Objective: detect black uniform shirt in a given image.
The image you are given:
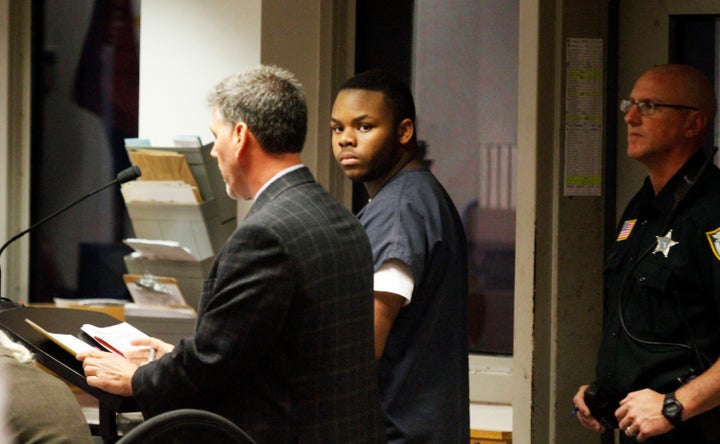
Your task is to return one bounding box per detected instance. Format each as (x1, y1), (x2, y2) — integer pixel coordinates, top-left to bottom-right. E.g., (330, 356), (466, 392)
(596, 149), (720, 400)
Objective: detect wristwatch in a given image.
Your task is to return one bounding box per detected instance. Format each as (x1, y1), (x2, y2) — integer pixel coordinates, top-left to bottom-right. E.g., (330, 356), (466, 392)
(662, 392), (684, 427)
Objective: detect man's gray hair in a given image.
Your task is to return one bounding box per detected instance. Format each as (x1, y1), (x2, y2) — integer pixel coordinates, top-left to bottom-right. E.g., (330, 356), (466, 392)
(208, 65), (307, 154)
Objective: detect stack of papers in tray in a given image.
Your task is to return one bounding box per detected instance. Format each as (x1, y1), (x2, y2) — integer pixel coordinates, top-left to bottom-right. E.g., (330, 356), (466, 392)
(124, 303), (196, 319)
(122, 273), (197, 320)
(125, 148), (202, 203)
(124, 238), (198, 261)
(121, 180), (199, 204)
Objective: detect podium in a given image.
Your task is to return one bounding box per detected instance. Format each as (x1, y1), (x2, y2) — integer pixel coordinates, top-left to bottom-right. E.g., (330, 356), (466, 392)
(0, 305), (139, 443)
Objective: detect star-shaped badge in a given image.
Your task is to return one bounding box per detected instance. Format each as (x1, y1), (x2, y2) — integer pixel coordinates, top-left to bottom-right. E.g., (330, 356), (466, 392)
(653, 229), (679, 258)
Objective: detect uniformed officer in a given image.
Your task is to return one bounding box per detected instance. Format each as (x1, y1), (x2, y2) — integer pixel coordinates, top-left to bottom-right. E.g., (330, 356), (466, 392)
(574, 64), (720, 443)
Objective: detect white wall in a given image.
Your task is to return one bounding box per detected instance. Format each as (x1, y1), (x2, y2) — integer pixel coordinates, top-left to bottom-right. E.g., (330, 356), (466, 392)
(139, 0), (261, 146)
(138, 0), (349, 215)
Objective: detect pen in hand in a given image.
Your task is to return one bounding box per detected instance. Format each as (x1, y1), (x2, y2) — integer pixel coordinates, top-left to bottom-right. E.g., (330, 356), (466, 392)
(147, 347), (156, 363)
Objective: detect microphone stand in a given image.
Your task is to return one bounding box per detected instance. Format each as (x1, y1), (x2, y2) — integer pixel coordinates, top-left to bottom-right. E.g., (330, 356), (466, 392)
(0, 165), (142, 305)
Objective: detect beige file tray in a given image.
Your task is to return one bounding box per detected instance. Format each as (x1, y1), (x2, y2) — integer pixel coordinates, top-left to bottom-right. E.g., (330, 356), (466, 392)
(125, 142), (236, 224)
(125, 201), (234, 259)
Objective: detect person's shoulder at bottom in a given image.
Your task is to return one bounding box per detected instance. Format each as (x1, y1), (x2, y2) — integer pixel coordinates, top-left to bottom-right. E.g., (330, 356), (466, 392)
(0, 346), (93, 443)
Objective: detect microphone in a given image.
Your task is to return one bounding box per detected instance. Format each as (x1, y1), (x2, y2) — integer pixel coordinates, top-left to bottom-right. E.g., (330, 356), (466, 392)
(0, 165), (142, 302)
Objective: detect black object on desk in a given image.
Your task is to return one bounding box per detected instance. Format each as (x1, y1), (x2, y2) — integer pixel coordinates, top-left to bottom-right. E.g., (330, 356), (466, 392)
(0, 305), (139, 443)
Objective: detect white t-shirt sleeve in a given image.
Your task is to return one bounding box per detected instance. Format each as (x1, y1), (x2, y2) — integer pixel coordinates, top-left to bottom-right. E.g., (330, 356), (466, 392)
(373, 259), (415, 305)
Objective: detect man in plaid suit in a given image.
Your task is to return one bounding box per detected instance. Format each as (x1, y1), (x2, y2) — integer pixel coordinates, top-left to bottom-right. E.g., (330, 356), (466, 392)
(79, 65), (385, 444)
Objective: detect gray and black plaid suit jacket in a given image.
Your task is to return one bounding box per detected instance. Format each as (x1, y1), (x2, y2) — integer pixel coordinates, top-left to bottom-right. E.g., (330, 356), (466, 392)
(132, 166), (386, 443)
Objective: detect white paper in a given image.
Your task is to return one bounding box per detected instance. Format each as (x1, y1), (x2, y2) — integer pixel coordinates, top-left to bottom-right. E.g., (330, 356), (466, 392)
(124, 138), (152, 147)
(564, 38), (603, 196)
(53, 298), (127, 307)
(81, 322), (149, 356)
(125, 279), (188, 306)
(173, 135), (203, 147)
(123, 238), (198, 261)
(120, 180), (198, 204)
(25, 319), (95, 355)
(124, 303), (197, 319)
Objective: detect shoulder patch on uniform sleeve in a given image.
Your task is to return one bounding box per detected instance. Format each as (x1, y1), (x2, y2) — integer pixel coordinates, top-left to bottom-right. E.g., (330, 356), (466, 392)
(706, 226), (720, 261)
(617, 219), (636, 241)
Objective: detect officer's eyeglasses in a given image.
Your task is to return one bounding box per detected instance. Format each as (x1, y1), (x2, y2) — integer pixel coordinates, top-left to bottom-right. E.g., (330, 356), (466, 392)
(620, 99), (699, 116)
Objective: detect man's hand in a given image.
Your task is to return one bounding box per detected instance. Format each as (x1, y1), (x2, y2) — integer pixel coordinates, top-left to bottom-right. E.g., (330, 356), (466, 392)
(616, 389), (673, 442)
(123, 337), (175, 365)
(77, 349), (138, 396)
(573, 384), (605, 434)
